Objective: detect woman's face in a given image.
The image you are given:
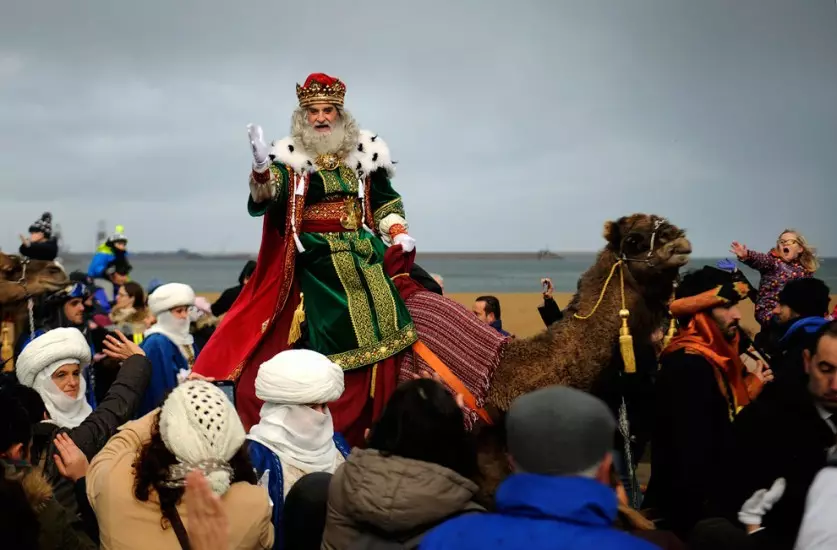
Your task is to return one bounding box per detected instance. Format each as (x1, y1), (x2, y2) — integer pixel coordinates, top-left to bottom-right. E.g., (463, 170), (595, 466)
(51, 364), (82, 399)
(115, 286), (132, 309)
(170, 306), (190, 320)
(778, 232), (803, 262)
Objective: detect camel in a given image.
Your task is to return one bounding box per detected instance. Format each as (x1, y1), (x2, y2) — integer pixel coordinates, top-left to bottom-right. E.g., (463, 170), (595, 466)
(487, 213), (692, 411)
(0, 253), (68, 370)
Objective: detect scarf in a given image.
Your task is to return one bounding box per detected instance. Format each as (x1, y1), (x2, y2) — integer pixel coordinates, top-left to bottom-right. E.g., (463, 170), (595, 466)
(145, 310), (194, 347)
(32, 361), (93, 429)
(663, 312), (752, 417)
(248, 403), (339, 473)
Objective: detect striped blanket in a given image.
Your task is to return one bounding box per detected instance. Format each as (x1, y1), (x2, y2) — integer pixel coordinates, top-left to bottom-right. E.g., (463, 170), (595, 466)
(399, 291), (508, 428)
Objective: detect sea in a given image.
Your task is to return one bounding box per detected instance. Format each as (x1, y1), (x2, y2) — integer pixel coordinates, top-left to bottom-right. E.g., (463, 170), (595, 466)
(58, 254), (837, 294)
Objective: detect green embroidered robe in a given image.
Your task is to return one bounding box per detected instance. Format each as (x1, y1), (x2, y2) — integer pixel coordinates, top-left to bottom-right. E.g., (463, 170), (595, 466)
(248, 154), (416, 371)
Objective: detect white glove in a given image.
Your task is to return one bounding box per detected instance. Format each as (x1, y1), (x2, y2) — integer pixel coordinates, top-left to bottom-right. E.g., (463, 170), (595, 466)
(393, 233), (416, 253)
(738, 477), (786, 526)
(247, 123), (270, 168)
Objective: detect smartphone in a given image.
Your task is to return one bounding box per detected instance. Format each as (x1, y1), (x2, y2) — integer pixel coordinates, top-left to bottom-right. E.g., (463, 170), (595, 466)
(212, 380), (236, 406)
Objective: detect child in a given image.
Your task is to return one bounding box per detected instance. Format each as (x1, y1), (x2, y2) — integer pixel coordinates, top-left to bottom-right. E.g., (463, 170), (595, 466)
(18, 212), (58, 261)
(730, 229), (818, 328)
(87, 225), (129, 279)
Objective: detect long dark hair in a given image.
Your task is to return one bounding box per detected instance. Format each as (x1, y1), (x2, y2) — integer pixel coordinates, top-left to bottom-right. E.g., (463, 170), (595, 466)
(122, 281), (146, 310)
(366, 378), (478, 479)
(133, 413), (257, 528)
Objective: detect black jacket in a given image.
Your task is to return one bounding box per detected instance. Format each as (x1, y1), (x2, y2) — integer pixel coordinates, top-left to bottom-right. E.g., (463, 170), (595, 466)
(644, 349), (736, 536)
(721, 380), (835, 548)
(32, 354), (151, 517)
(19, 239), (58, 261)
(538, 296), (563, 327)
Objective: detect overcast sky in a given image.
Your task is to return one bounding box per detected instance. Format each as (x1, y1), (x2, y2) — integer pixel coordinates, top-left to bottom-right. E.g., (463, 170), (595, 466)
(1, 0), (836, 256)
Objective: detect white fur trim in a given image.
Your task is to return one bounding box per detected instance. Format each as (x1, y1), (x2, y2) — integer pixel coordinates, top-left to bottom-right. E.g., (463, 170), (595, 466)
(16, 328), (91, 388)
(347, 130), (396, 179)
(148, 283), (196, 316)
(268, 130), (395, 177)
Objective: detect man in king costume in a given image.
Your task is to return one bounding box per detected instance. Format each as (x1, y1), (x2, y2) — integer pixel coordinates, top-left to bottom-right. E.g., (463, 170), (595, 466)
(193, 73), (419, 444)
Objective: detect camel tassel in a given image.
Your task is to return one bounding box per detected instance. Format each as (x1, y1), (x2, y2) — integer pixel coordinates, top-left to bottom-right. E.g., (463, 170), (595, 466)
(287, 293), (305, 345)
(1, 321), (14, 373)
(619, 309), (636, 374)
(662, 317), (677, 349)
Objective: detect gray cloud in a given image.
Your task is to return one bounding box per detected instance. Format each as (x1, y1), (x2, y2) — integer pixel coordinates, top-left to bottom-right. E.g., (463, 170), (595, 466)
(1, 0), (836, 255)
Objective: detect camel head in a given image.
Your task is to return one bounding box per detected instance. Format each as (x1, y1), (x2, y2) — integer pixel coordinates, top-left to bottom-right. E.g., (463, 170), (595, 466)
(603, 214), (692, 284)
(0, 253), (69, 304)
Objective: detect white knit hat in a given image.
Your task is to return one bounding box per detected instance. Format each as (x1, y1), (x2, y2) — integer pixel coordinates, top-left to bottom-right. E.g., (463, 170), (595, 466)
(159, 380), (246, 495)
(255, 349), (345, 405)
(16, 328), (91, 388)
(148, 283), (195, 316)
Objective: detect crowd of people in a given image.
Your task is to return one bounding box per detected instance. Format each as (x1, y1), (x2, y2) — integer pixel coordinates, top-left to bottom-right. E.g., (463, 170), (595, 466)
(2, 216), (835, 549)
(2, 70), (836, 549)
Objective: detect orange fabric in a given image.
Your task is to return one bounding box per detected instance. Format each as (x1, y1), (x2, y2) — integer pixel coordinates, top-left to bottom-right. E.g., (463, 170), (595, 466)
(662, 311), (751, 412)
(412, 340), (493, 425)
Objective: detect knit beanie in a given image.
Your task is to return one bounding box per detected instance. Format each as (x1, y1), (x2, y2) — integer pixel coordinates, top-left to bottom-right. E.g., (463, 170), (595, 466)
(159, 380), (246, 496)
(506, 385), (615, 476)
(28, 212), (53, 239)
(778, 278), (831, 319)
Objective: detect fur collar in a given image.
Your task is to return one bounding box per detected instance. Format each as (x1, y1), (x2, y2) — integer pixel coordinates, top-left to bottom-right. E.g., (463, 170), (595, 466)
(268, 129), (395, 178)
(2, 460), (53, 512)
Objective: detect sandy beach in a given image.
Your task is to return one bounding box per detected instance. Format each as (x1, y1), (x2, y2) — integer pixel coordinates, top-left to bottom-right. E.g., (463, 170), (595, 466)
(199, 292), (837, 339)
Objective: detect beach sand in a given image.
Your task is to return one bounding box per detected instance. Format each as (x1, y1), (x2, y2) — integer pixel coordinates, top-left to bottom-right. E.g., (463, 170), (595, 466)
(199, 292), (837, 339)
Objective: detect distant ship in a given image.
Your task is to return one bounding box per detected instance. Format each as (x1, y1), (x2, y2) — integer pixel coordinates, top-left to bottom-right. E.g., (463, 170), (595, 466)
(537, 248), (561, 260)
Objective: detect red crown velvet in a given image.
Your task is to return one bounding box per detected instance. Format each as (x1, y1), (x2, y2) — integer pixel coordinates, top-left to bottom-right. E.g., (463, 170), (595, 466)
(296, 73), (346, 107)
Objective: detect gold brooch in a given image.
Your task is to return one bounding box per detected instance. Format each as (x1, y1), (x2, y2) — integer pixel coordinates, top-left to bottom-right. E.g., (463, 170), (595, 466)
(315, 153), (340, 171)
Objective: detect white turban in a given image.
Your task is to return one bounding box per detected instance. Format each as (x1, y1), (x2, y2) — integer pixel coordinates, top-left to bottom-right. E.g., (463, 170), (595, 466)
(16, 328), (93, 428)
(148, 283), (195, 316)
(159, 381), (246, 496)
(247, 350), (345, 474)
(255, 349), (344, 405)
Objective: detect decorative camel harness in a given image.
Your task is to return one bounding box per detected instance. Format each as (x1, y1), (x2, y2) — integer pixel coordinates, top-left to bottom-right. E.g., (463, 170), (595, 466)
(571, 217), (668, 508)
(1, 257), (38, 372)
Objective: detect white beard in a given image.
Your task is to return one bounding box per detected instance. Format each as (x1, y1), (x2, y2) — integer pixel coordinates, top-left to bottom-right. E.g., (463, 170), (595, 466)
(300, 119), (346, 156)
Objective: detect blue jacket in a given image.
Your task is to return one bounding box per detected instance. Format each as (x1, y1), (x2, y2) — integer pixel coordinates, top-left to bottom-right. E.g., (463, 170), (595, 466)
(249, 436), (351, 550)
(489, 319), (511, 337)
(87, 244), (130, 279)
(421, 474), (657, 550)
(137, 333), (199, 416)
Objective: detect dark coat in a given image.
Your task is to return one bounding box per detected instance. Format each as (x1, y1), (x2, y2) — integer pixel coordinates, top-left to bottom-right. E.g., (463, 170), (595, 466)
(644, 349), (736, 536)
(19, 239), (58, 261)
(538, 296), (563, 327)
(721, 380), (835, 548)
(31, 354), (151, 518)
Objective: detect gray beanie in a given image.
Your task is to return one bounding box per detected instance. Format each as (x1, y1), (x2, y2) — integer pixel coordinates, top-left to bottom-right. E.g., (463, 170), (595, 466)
(506, 385), (616, 476)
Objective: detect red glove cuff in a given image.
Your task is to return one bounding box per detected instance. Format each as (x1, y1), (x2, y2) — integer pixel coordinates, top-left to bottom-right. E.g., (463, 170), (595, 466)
(389, 224), (407, 239)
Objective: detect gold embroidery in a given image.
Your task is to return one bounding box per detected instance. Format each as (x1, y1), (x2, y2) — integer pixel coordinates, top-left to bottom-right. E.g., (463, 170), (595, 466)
(302, 198), (362, 230)
(269, 164), (286, 201)
(356, 238), (400, 339)
(329, 324), (418, 371)
(338, 164), (359, 194)
(314, 153), (340, 171)
(326, 234), (376, 348)
(319, 168), (344, 195)
(373, 198), (406, 227)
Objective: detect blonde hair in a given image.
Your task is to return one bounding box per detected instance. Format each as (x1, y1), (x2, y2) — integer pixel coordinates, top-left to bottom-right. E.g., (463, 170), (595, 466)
(776, 229), (819, 272)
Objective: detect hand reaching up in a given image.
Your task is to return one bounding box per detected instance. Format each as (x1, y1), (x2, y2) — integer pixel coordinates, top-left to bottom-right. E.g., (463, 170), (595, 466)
(730, 241), (749, 260)
(53, 433), (89, 482)
(185, 470), (230, 550)
(103, 330), (145, 362)
(247, 123), (270, 168)
(411, 370), (466, 409)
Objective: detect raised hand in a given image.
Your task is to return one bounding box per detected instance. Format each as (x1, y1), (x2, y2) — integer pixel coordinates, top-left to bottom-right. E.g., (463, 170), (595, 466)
(103, 330), (145, 361)
(247, 123), (270, 167)
(393, 233), (416, 254)
(730, 241), (748, 260)
(738, 478), (786, 531)
(754, 360), (774, 384)
(185, 470), (230, 550)
(53, 433), (89, 482)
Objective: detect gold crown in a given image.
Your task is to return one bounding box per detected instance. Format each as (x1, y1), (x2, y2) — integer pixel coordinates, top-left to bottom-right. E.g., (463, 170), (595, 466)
(296, 73), (346, 108)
